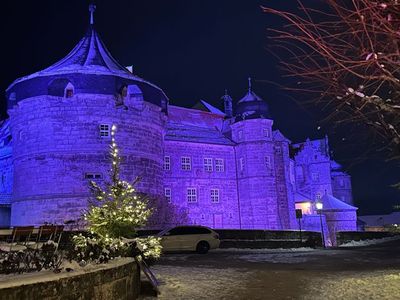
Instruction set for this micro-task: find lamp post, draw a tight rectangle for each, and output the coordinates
[315,201,325,248]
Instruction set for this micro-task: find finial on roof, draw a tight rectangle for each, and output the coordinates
[89,3,96,25]
[248,77,252,92]
[224,89,228,96]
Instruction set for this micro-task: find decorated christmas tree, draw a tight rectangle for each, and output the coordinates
[73,125,162,261]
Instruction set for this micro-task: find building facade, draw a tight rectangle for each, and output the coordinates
[0,7,358,243]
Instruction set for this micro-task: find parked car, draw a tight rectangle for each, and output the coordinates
[157,226,220,254]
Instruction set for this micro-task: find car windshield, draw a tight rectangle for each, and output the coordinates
[157,228,173,236]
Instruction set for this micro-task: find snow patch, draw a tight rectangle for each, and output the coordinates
[339,236,400,247]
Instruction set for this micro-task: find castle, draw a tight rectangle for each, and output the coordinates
[0,6,357,245]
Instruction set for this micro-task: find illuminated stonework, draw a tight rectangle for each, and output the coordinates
[0,6,357,244]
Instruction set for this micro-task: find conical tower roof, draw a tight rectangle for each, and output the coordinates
[6,4,168,111]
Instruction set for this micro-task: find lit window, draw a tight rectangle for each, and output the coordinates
[99,124,110,138]
[164,188,171,203]
[312,172,319,182]
[181,157,191,171]
[164,156,171,171]
[215,158,224,172]
[204,158,213,172]
[187,188,197,203]
[239,157,245,172]
[263,128,270,138]
[265,156,272,169]
[211,189,220,203]
[238,130,243,140]
[85,173,102,180]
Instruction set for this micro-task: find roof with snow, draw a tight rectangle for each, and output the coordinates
[321,194,357,211]
[294,192,312,203]
[192,100,225,115]
[6,8,168,111]
[165,122,235,145]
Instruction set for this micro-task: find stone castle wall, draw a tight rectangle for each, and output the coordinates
[8,94,164,226]
[163,140,240,228]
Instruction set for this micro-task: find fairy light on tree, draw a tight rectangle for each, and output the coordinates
[74,124,162,260]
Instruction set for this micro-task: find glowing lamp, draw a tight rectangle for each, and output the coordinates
[315,202,323,210]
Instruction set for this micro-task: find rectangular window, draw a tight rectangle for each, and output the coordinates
[312,172,319,182]
[215,158,224,172]
[265,156,272,169]
[238,130,243,140]
[263,128,270,138]
[239,157,245,172]
[211,189,220,203]
[164,188,171,203]
[204,158,213,172]
[275,146,282,154]
[99,124,110,138]
[85,173,102,180]
[187,188,197,203]
[164,156,171,171]
[181,157,191,171]
[316,192,321,201]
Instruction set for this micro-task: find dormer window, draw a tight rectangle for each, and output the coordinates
[66,89,73,98]
[64,83,74,98]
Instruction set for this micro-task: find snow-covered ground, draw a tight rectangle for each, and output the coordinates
[304,270,400,300]
[140,265,249,300]
[339,235,400,247]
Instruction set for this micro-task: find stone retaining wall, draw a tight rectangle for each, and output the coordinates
[0,258,140,300]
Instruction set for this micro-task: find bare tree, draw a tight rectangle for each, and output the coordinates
[263,0,400,161]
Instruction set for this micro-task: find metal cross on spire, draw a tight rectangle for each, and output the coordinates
[89,3,96,25]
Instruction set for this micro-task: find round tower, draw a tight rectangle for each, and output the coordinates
[231,78,293,229]
[6,6,168,226]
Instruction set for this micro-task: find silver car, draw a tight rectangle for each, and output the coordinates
[158,226,220,254]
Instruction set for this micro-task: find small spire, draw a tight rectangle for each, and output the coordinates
[89,3,96,25]
[248,77,252,92]
[224,89,228,96]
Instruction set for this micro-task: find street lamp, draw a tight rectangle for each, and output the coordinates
[315,201,325,248]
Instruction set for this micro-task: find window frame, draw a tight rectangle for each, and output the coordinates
[181,156,192,171]
[164,156,171,171]
[99,124,111,138]
[211,188,220,203]
[215,158,225,172]
[187,188,197,203]
[204,157,213,172]
[164,187,172,203]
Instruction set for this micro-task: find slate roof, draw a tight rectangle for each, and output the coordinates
[6,21,168,110]
[165,122,235,145]
[320,194,358,211]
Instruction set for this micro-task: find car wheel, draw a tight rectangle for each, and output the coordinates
[196,241,210,254]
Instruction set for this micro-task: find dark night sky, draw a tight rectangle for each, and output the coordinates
[0,0,399,215]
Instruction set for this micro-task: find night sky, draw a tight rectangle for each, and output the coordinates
[0,0,399,215]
